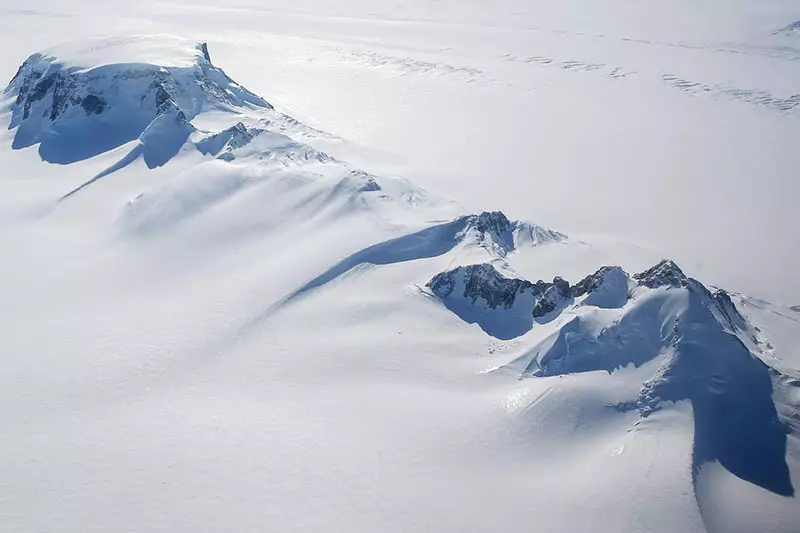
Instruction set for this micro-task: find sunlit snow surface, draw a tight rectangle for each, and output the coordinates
[1,3,800,533]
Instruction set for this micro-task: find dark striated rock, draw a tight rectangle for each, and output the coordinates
[532,277,571,318]
[22,72,58,119]
[49,75,70,121]
[634,259,688,288]
[81,94,106,114]
[226,122,260,149]
[427,263,538,310]
[154,83,175,114]
[454,211,516,256]
[712,289,747,332]
[553,276,570,296]
[467,211,512,236]
[200,42,213,64]
[574,266,620,297]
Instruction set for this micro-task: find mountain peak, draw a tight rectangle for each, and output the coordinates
[634,259,688,288]
[5,37,269,164]
[453,211,565,257]
[466,211,512,234]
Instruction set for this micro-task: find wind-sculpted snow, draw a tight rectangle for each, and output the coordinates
[5,36,269,164]
[572,266,633,308]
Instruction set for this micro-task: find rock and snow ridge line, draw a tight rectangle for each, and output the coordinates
[5,37,270,164]
[2,36,797,506]
[428,258,795,497]
[426,259,750,335]
[3,37,430,208]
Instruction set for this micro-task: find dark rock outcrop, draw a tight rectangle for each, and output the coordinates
[81,94,106,114]
[428,263,639,324]
[532,276,571,318]
[427,263,539,310]
[573,266,622,297]
[634,259,689,288]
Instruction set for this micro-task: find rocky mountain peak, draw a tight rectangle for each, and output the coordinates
[466,211,512,235]
[427,263,536,310]
[634,259,688,288]
[573,266,624,297]
[452,211,565,258]
[5,39,270,164]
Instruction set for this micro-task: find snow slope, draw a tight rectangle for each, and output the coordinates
[1,14,799,533]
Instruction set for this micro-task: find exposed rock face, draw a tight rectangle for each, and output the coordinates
[427,263,539,310]
[454,211,515,256]
[634,259,689,288]
[452,211,566,257]
[428,263,638,322]
[573,265,632,309]
[711,289,749,333]
[5,41,271,163]
[195,122,266,161]
[81,94,106,114]
[573,266,622,297]
[532,277,571,318]
[8,42,265,126]
[464,211,512,237]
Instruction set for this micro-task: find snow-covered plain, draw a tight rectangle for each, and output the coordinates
[1,2,799,532]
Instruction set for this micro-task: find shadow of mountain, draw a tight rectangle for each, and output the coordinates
[658,299,795,497]
[436,296,533,340]
[670,336,795,497]
[281,219,466,305]
[529,289,794,497]
[58,111,194,200]
[12,107,153,165]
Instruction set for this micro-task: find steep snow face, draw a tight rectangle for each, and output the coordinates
[573,266,633,309]
[5,36,268,164]
[422,250,796,501]
[425,255,794,499]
